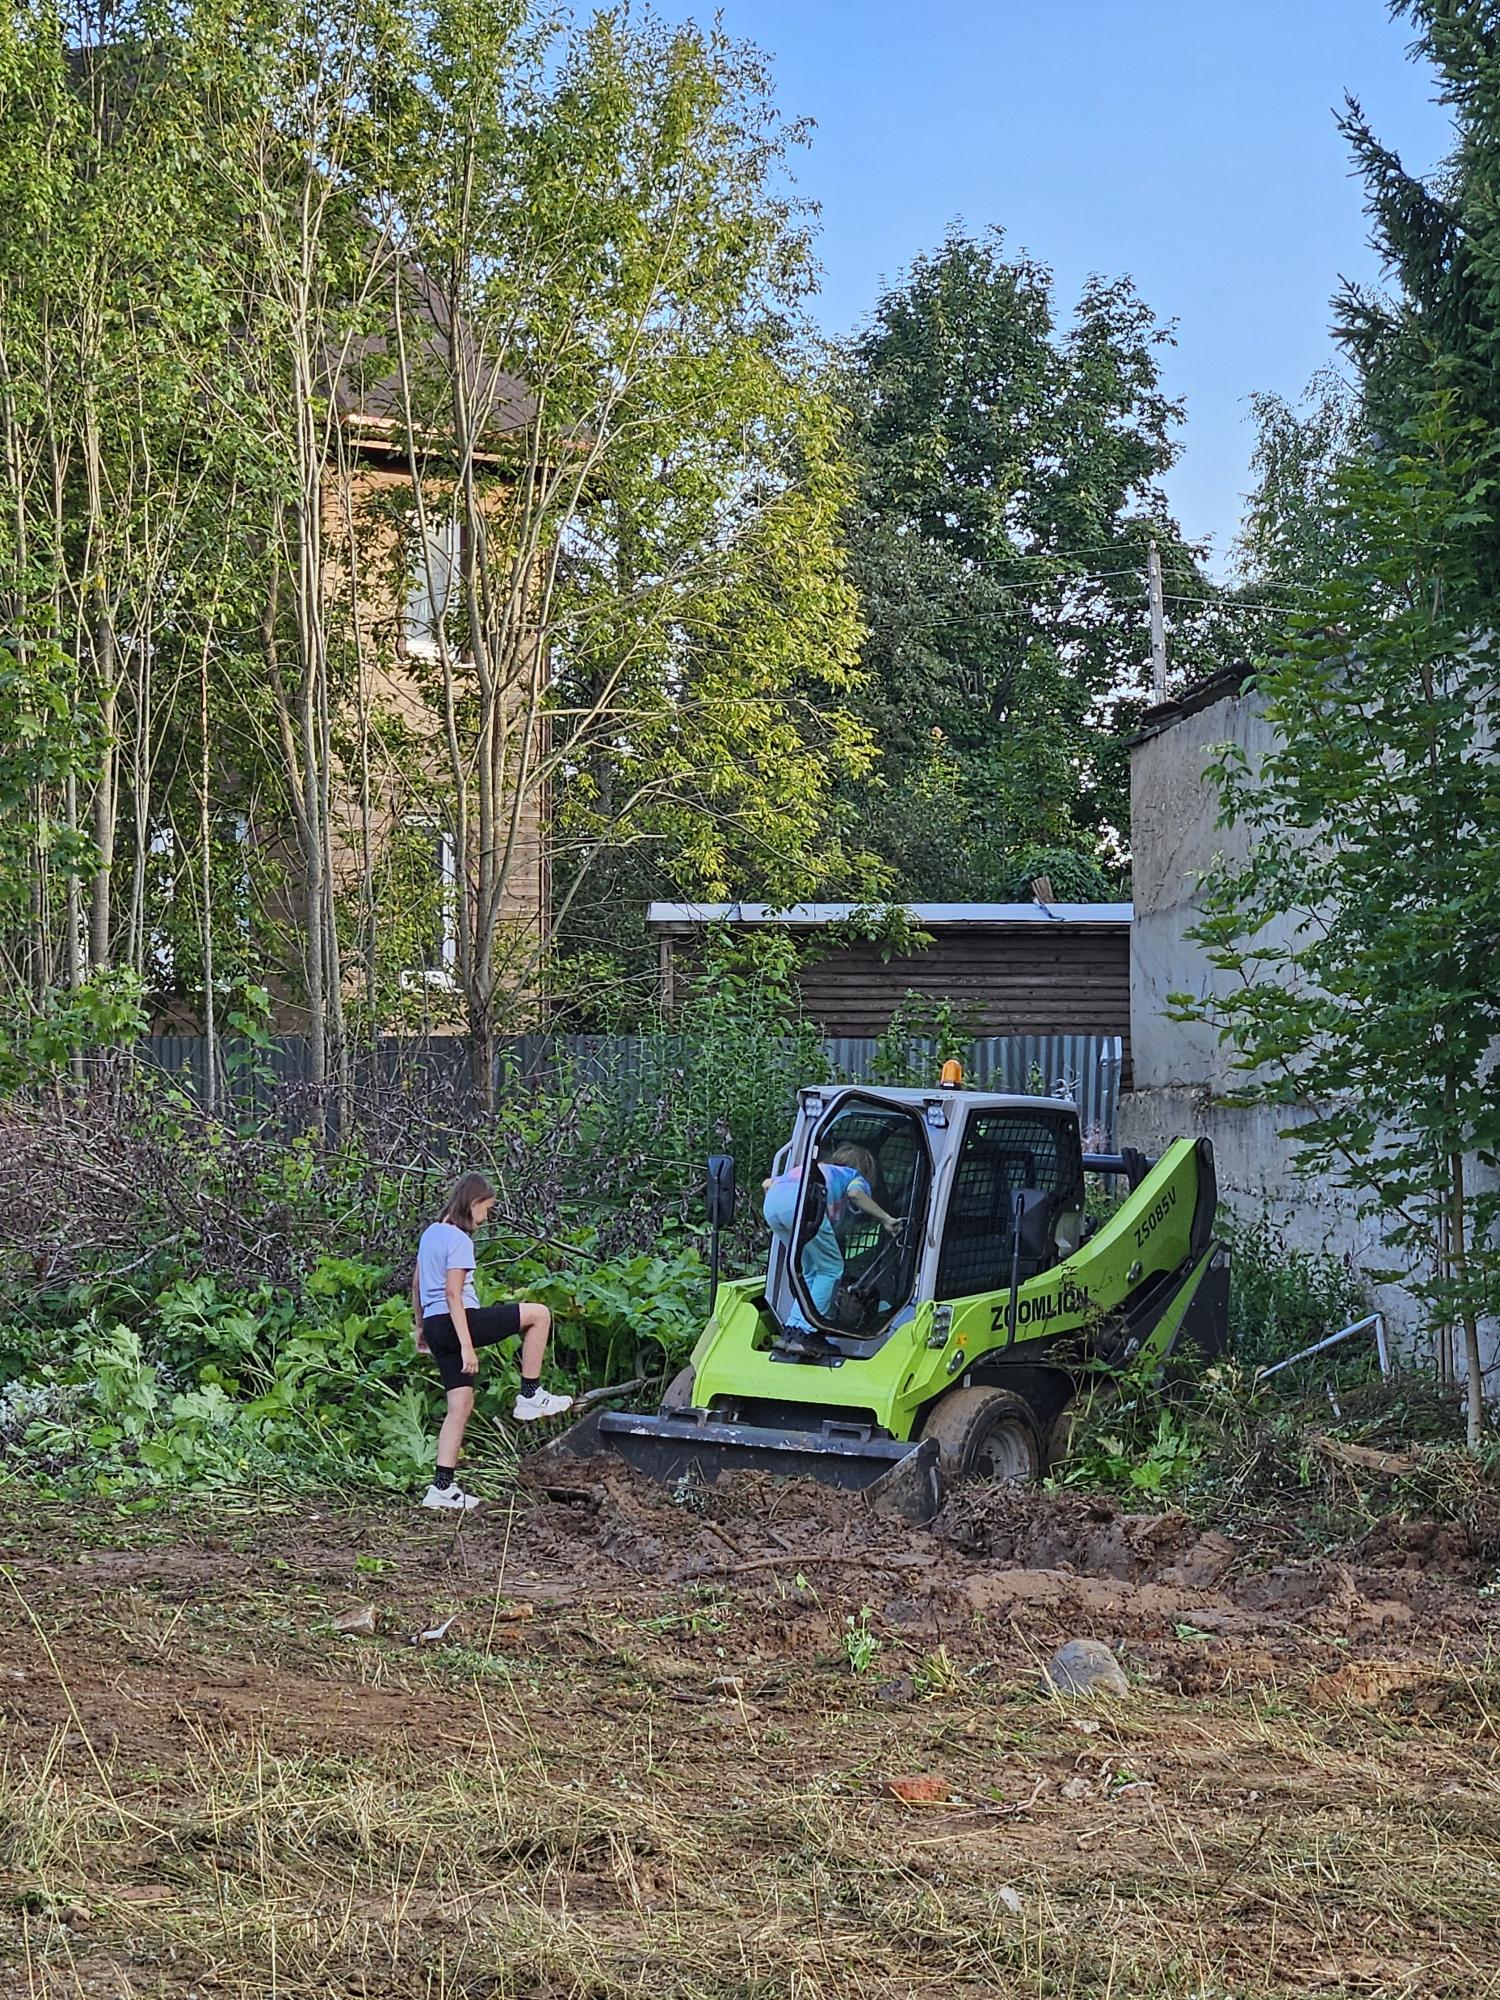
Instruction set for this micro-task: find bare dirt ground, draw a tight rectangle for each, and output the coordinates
[0,1467,1497,1999]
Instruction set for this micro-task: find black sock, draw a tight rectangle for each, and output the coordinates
[520,1376,540,1398]
[433,1464,456,1491]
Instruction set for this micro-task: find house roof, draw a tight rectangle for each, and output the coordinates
[647,901,1132,930]
[337,260,537,448]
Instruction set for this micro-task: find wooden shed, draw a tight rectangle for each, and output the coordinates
[646,902,1134,1077]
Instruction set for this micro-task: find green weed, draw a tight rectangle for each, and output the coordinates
[913,1645,963,1698]
[841,1607,881,1675]
[1222,1214,1369,1372]
[1055,1401,1204,1498]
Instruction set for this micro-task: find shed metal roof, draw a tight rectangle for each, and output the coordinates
[647,901,1132,929]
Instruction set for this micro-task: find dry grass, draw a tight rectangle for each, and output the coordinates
[5,1679,1498,1996]
[0,1497,1497,1998]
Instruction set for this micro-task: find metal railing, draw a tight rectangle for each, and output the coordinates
[1252,1312,1391,1392]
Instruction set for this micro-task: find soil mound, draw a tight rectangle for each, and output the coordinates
[939,1485,1240,1587]
[1356,1499,1500,1574]
[519,1459,1499,1670]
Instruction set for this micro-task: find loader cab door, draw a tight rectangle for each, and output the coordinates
[775,1094,932,1341]
[935,1105,1086,1303]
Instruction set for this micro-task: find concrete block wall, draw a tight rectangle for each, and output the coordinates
[1122,680,1497,1384]
[1120,1083,1432,1354]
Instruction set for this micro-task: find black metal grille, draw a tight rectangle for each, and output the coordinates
[936,1112,1082,1302]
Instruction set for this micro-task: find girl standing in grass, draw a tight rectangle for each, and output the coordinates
[412,1172,572,1512]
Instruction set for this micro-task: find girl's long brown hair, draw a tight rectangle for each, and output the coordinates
[440,1172,497,1234]
[829,1143,878,1185]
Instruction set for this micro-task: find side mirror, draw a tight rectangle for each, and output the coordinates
[1012,1187,1054,1264]
[705,1154,737,1228]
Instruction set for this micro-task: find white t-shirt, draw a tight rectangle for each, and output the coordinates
[416,1221,479,1317]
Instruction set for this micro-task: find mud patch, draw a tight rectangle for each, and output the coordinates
[940,1485,1240,1586]
[513,1465,1498,1677]
[1,1484,1498,2000]
[1307,1658,1500,1729]
[1356,1502,1500,1573]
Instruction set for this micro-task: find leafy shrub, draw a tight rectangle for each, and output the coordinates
[1055,1399,1205,1498]
[509,1245,708,1387]
[1223,1215,1370,1373]
[561,927,831,1197]
[869,994,981,1086]
[0,944,786,1502]
[0,1228,708,1500]
[0,970,148,1092]
[8,1305,430,1497]
[1054,1230,1371,1507]
[992,845,1117,905]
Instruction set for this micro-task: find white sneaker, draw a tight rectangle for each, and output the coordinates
[513,1387,574,1423]
[421,1483,480,1511]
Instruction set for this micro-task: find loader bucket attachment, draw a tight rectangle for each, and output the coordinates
[535,1408,944,1524]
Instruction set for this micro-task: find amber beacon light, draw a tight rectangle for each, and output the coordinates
[939,1059,964,1089]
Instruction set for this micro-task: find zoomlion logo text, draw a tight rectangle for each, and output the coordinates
[989,1283,1091,1333]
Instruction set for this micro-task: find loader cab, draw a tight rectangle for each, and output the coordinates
[766,1086,1086,1351]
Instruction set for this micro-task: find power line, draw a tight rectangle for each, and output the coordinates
[945,538,1207,566]
[876,539,1330,592]
[1162,593,1296,612]
[876,594,1298,632]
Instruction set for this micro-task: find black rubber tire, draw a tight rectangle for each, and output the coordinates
[921,1386,1043,1486]
[660,1366,696,1413]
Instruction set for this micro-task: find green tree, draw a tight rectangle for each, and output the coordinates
[836,228,1229,900]
[1336,1,1500,587]
[0,3,300,1094]
[375,4,871,1052]
[0,0,872,1077]
[1179,400,1500,1447]
[0,643,98,1009]
[1235,369,1364,593]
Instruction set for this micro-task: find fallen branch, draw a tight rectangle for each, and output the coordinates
[1307,1431,1424,1479]
[692,1550,928,1577]
[571,1376,648,1416]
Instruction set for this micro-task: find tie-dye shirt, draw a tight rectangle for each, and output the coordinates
[764,1161,870,1227]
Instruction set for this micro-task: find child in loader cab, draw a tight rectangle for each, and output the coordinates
[762,1143,902,1328]
[411,1172,573,1511]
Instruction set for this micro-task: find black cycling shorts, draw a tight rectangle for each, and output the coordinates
[422,1303,522,1391]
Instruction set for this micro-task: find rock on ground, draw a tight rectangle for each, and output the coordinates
[1045,1637,1131,1698]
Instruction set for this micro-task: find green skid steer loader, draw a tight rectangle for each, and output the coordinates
[544,1073,1228,1521]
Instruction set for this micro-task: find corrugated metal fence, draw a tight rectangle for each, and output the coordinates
[137,1031,1123,1145]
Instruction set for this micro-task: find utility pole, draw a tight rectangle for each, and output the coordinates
[1147,540,1168,704]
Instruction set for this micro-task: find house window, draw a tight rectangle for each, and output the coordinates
[144,815,251,991]
[145,823,179,986]
[399,818,460,991]
[404,516,462,660]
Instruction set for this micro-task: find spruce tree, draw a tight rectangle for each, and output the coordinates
[1338,1,1500,582]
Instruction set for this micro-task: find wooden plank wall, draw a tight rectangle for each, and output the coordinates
[668,926,1133,1083]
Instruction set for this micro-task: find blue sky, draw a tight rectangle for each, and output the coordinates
[656,0,1456,573]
